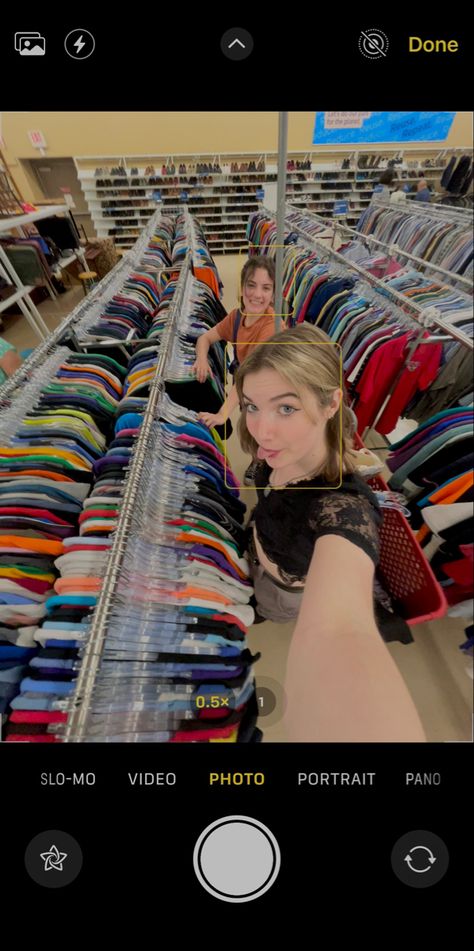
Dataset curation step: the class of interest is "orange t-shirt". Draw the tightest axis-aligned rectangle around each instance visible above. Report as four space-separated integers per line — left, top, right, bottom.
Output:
215 308 284 365
194 267 220 299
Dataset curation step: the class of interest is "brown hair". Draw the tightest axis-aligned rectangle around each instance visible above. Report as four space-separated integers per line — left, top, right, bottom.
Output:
379 169 396 185
235 323 356 482
240 255 275 311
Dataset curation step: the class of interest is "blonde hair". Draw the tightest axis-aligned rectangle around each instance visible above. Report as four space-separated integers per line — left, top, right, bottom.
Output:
235 324 356 482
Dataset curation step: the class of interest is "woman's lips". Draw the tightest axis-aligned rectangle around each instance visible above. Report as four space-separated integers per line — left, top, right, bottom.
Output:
257 446 281 461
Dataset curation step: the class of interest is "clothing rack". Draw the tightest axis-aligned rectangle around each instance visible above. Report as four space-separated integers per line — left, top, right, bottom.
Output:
292 219 473 433
291 225 453 348
286 203 473 293
0 205 90 340
367 197 473 220
285 212 473 435
63 253 193 741
262 205 473 350
72 209 188 344
0 248 50 341
0 252 135 404
0 208 174 403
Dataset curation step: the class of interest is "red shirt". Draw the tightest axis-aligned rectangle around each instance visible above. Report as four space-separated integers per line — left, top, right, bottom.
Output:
353 332 411 434
375 334 442 434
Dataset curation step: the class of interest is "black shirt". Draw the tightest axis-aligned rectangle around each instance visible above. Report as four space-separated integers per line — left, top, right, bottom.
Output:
251 460 382 585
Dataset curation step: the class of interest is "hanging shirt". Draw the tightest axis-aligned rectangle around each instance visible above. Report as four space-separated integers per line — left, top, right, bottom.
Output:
374 335 443 435
0 338 17 386
352 332 412 434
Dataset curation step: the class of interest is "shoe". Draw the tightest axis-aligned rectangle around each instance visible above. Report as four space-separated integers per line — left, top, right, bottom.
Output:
243 461 260 485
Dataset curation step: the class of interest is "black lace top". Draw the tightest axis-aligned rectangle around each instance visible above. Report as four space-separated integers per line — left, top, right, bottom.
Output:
251 460 382 585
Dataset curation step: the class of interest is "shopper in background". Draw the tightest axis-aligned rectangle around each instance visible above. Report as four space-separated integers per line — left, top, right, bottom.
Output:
415 173 432 202
235 323 426 742
0 337 22 385
372 168 396 202
390 180 408 203
194 255 280 484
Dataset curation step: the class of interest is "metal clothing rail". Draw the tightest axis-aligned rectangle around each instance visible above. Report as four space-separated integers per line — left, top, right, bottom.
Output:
286 203 473 293
0 252 137 404
74 210 190 343
0 209 174 402
345 229 473 292
275 211 472 435
262 205 473 351
366 197 473 220
63 253 193 742
284 203 366 249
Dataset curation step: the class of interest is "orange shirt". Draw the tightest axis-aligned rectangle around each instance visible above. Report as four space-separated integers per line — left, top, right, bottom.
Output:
194 267 220 299
416 471 474 543
215 308 284 365
0 535 64 556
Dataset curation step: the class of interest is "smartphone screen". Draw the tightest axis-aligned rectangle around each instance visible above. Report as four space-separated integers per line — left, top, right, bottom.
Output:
0 15 471 914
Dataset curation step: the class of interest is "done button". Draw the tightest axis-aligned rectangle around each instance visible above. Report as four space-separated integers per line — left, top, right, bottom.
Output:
409 36 459 52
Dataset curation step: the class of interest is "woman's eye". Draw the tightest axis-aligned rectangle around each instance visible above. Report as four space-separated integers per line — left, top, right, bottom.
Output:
244 403 258 413
279 405 297 416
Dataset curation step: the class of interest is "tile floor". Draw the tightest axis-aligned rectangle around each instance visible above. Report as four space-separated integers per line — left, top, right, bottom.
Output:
2 255 472 742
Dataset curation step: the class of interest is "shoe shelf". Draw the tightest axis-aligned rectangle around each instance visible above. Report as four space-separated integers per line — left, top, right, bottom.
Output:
75 152 269 250
75 148 450 251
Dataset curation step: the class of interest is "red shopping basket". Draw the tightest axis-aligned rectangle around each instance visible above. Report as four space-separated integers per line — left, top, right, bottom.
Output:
353 437 447 626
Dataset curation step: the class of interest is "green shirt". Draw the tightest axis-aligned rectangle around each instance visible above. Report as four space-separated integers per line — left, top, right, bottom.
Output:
0 338 16 386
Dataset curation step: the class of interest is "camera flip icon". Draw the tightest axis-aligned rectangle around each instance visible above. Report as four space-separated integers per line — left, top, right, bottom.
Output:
15 32 46 56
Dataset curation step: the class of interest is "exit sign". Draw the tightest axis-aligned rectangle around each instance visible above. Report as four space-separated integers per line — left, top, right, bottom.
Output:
28 130 47 149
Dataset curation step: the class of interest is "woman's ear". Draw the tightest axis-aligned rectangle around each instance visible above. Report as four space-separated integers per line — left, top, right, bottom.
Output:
327 388 343 419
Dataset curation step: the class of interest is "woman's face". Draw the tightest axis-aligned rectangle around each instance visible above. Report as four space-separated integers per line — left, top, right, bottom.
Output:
242 267 274 315
242 368 340 470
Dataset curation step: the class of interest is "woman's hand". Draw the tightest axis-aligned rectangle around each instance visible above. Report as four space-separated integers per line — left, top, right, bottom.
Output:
192 357 210 383
199 410 226 428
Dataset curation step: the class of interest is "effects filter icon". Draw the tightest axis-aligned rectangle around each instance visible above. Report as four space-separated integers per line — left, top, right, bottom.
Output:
40 844 68 872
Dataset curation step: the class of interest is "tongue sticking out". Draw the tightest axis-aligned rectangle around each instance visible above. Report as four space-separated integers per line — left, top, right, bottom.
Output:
257 446 268 460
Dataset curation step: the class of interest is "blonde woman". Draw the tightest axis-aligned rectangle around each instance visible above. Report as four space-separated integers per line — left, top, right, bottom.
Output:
234 324 425 742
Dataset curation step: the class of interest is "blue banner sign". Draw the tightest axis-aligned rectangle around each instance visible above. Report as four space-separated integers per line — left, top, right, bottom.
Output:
313 112 455 144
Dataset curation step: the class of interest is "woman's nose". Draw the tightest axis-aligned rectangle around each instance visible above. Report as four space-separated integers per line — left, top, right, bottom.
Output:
254 414 276 442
